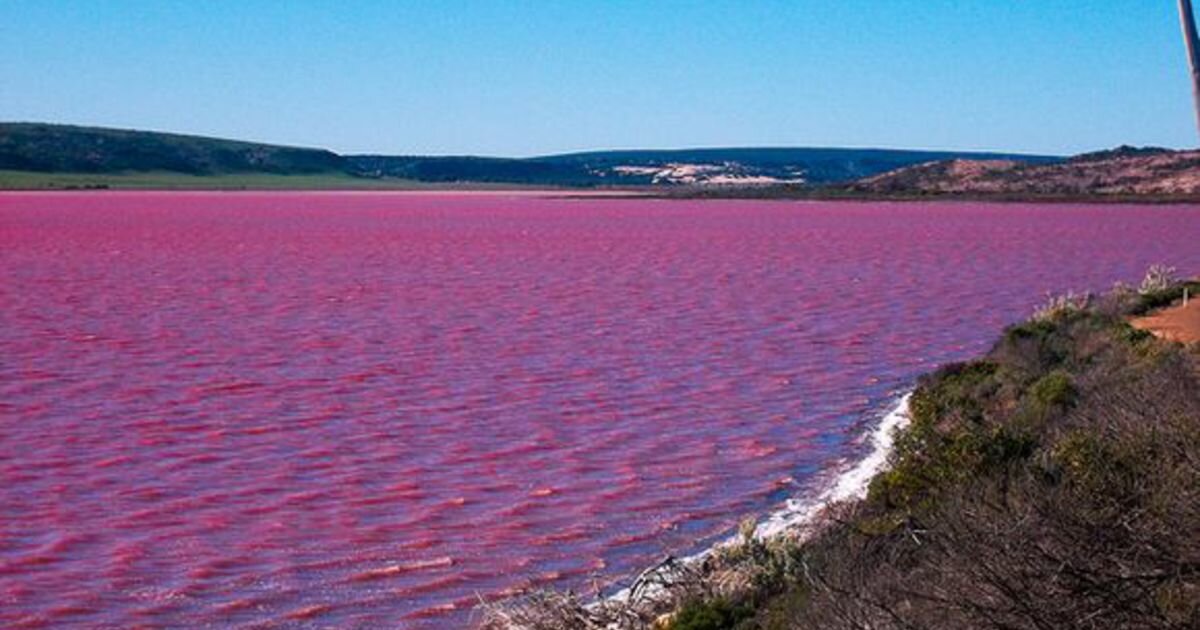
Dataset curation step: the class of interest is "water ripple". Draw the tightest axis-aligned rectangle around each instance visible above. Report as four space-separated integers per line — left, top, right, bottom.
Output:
1 193 1198 627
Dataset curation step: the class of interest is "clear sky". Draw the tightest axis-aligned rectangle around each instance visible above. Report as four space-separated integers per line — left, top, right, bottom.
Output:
0 1 1194 156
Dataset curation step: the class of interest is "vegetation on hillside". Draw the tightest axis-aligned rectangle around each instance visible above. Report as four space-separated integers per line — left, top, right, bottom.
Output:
0 123 1058 189
0 169 557 191
0 169 425 191
344 154 598 186
0 123 343 175
481 269 1200 630
529 147 1058 186
840 146 1200 198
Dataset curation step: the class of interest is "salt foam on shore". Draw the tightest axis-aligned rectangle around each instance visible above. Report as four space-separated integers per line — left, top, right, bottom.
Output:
752 391 913 540
603 392 913 605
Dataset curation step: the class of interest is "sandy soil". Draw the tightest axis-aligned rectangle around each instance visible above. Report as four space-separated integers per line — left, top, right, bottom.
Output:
1131 296 1200 344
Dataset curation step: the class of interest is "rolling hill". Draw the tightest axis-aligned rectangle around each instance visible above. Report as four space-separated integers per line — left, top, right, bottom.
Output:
538 146 1060 185
0 123 343 175
0 123 1060 189
843 145 1200 197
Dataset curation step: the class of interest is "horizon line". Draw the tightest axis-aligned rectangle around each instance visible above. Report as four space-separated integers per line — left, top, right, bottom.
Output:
2 120 1078 160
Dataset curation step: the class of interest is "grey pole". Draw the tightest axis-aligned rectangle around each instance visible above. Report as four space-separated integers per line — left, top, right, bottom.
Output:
1179 0 1200 140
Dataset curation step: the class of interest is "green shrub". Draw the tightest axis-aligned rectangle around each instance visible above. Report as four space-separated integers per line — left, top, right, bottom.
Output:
755 279 1199 629
1030 370 1075 409
1003 315 1066 343
909 360 999 425
979 425 1038 464
1117 323 1155 345
489 277 1200 630
1131 280 1200 315
667 598 753 630
1049 431 1106 487
1050 423 1169 505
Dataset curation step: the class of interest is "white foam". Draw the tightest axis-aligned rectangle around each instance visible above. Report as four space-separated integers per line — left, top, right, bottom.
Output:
601 392 913 606
751 392 911 540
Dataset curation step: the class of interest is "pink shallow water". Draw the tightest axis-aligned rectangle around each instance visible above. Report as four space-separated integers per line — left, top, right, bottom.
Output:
1 192 1198 628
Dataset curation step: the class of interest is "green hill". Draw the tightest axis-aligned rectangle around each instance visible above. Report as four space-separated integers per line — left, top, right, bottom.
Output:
0 122 1061 189
0 123 343 175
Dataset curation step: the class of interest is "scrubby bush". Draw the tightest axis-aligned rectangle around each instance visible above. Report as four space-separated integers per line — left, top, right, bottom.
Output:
1139 264 1178 295
1126 264 1200 315
767 282 1200 630
1030 369 1075 409
1135 279 1200 315
1096 280 1139 316
480 274 1199 630
665 598 753 630
1032 290 1091 322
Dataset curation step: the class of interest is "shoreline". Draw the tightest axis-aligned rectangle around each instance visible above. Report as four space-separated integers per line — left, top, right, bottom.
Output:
655 188 1200 205
599 393 913 604
0 186 651 197
481 393 914 627
482 272 1200 629
4 186 1199 205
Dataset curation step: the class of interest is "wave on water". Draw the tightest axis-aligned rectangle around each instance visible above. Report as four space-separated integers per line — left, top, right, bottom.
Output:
753 391 913 540
602 391 913 605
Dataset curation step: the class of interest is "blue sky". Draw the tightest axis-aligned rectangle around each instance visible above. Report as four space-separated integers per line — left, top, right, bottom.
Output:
0 1 1193 156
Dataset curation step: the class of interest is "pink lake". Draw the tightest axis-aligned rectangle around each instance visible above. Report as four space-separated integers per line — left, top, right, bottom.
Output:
1 192 1198 628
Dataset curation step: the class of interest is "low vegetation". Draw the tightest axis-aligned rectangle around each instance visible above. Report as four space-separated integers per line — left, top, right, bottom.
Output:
0 122 1056 189
0 122 343 175
0 169 426 191
840 146 1200 198
480 267 1200 629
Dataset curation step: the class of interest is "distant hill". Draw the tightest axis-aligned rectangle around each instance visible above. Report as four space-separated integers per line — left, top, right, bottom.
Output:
844 145 1200 197
343 154 597 186
319 147 1060 186
0 123 343 175
539 147 1060 185
0 123 1060 188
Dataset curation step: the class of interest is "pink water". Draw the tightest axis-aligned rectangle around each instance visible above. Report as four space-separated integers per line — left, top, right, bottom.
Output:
2 192 1198 628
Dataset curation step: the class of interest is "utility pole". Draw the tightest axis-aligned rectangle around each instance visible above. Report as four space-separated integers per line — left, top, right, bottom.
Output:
1179 0 1200 139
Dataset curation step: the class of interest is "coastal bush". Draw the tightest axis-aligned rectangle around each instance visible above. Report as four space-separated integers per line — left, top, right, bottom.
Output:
996 316 1079 379
867 359 1048 514
1032 290 1091 322
1139 264 1178 295
665 598 753 630
1115 263 1199 315
1119 322 1157 345
767 280 1200 629
1134 279 1200 315
1030 369 1075 409
479 273 1199 630
1095 280 1141 318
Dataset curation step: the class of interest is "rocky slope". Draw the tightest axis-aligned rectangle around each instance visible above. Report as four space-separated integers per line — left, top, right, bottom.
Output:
846 146 1200 196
